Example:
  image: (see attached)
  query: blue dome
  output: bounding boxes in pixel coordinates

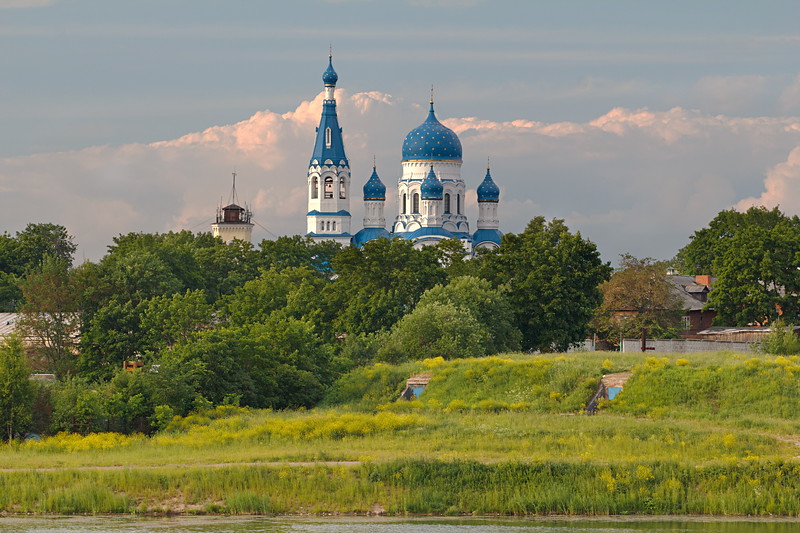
[402,102,462,161]
[362,166,386,201]
[322,56,338,87]
[477,167,500,203]
[420,166,443,200]
[352,227,390,247]
[473,228,502,247]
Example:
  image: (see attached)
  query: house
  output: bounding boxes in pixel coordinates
[668,274,717,334]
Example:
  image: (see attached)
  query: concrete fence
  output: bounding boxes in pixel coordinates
[620,338,754,353]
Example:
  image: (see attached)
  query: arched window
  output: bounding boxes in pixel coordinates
[339,177,346,199]
[332,221,336,231]
[326,221,331,231]
[457,194,461,214]
[311,177,319,199]
[319,221,324,232]
[412,193,420,214]
[325,127,332,148]
[324,177,334,199]
[402,193,407,214]
[444,193,451,214]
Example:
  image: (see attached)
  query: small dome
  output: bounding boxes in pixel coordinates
[402,102,462,161]
[476,167,500,203]
[420,165,443,200]
[362,166,386,201]
[322,56,338,87]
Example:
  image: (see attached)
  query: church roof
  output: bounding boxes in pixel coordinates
[420,165,443,200]
[402,101,462,162]
[322,55,338,87]
[472,228,503,246]
[362,166,386,201]
[310,57,348,166]
[352,227,391,247]
[476,167,500,203]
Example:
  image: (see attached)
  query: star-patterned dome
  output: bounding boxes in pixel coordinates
[322,56,338,87]
[476,167,500,203]
[363,165,386,201]
[402,101,462,161]
[420,165,443,200]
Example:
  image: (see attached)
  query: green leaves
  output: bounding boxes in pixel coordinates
[0,335,33,440]
[680,207,800,326]
[479,217,611,352]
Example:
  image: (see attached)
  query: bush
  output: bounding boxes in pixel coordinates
[757,321,800,355]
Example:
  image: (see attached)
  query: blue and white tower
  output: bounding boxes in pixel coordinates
[353,163,390,247]
[306,54,352,244]
[393,96,470,248]
[473,164,502,249]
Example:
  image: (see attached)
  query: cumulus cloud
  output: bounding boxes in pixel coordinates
[736,146,800,214]
[2,92,800,264]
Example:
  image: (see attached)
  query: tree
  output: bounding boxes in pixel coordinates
[677,206,800,325]
[0,224,76,311]
[222,266,325,330]
[378,301,487,362]
[258,235,341,274]
[0,335,34,440]
[15,223,77,269]
[592,255,685,346]
[140,289,214,351]
[479,217,611,352]
[162,315,333,409]
[417,276,521,354]
[15,256,82,377]
[324,238,445,335]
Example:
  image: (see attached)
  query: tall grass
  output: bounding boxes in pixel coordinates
[2,459,800,515]
[0,350,799,515]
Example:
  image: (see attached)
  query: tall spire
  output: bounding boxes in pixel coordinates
[311,54,347,165]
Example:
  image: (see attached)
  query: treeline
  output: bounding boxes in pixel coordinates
[0,217,610,438]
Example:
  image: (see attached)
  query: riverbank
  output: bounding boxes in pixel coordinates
[1,351,799,516]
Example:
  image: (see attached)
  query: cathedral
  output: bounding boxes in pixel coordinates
[305,55,502,252]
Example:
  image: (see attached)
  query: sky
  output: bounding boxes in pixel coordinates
[1,0,800,265]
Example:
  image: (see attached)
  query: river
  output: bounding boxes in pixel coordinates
[0,517,797,533]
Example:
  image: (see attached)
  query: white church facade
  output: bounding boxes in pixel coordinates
[305,56,502,251]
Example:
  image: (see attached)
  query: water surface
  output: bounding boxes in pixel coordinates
[0,517,797,533]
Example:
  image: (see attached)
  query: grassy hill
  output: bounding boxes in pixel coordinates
[1,350,800,515]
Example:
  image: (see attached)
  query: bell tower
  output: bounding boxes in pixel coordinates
[211,171,254,243]
[306,53,352,245]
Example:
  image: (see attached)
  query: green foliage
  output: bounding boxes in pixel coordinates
[78,298,145,381]
[417,276,521,354]
[593,255,684,346]
[0,223,76,311]
[140,289,213,351]
[758,321,800,355]
[378,302,487,362]
[678,206,800,326]
[49,377,105,434]
[325,238,445,335]
[258,235,341,274]
[15,256,82,377]
[0,336,34,440]
[479,217,611,352]
[163,316,333,409]
[223,266,325,330]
